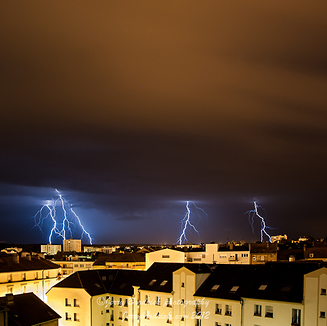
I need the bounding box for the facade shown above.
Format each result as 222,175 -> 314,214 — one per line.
0,252 -> 61,302
0,293 -> 61,326
63,239 -> 82,252
146,244 -> 250,269
94,253 -> 146,270
250,242 -> 278,264
41,244 -> 62,256
270,234 -> 288,243
46,261 -> 327,326
52,260 -> 94,276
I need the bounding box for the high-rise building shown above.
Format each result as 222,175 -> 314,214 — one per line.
63,239 -> 81,252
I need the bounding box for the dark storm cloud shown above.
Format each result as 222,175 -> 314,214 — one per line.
0,0 -> 327,243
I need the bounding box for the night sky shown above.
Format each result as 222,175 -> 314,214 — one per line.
1,1 -> 327,245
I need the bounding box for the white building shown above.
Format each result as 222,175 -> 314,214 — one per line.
47,261 -> 327,326
0,252 -> 61,302
63,239 -> 81,252
41,244 -> 62,255
270,234 -> 288,243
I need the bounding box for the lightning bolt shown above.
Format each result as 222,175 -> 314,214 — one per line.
33,189 -> 93,245
245,201 -> 272,242
177,201 -> 207,245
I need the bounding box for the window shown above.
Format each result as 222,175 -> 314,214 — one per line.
148,279 -> 156,286
22,273 -> 26,280
211,284 -> 220,291
22,285 -> 26,293
254,304 -> 262,316
215,323 -> 221,326
230,286 -> 239,293
309,253 -> 314,258
65,312 -> 72,321
118,298 -> 122,306
145,310 -> 150,320
145,295 -> 149,304
181,315 -> 185,321
124,298 -> 128,307
195,301 -> 201,315
320,311 -> 326,318
258,284 -> 268,290
202,254 -> 206,258
119,312 -> 122,320
281,285 -> 292,292
265,305 -> 273,318
160,280 -> 168,286
74,313 -> 80,321
167,312 -> 172,324
321,288 -> 327,295
194,258 -> 201,261
166,298 -> 172,307
225,324 -> 231,326
215,303 -> 222,314
65,298 -> 71,306
292,309 -> 301,325
195,319 -> 201,326
156,296 -> 161,305
110,310 -> 114,321
80,264 -> 84,268
123,312 -> 128,321
110,297 -> 114,307
181,282 -> 185,287
74,299 -> 80,307
162,255 -> 170,258
7,286 -> 13,294
225,305 -> 232,316
242,253 -> 249,257
106,309 -> 109,313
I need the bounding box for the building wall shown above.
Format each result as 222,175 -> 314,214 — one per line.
41,245 -> 62,256
243,298 -> 302,326
105,261 -> 146,270
0,268 -> 61,302
146,249 -> 185,270
63,239 -> 82,253
304,267 -> 327,326
47,287 -> 91,326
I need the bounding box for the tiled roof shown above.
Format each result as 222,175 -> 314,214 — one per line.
52,269 -> 142,296
0,253 -> 60,273
137,263 -> 213,293
195,262 -> 325,303
0,293 -> 61,326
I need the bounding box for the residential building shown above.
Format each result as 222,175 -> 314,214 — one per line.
250,242 -> 278,264
46,261 -> 327,326
0,252 -> 61,302
270,234 -> 288,243
94,252 -> 146,270
0,293 -> 61,326
63,239 -> 81,252
41,244 -> 62,256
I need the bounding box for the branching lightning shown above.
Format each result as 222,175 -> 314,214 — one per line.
245,201 -> 272,243
33,189 -> 92,244
177,201 -> 207,245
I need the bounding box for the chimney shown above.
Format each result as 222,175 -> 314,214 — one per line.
26,254 -> 32,261
12,254 -> 19,264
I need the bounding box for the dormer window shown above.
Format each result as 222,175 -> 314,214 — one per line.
148,279 -> 156,286
230,286 -> 239,293
160,280 -> 168,286
259,284 -> 268,290
211,284 -> 220,291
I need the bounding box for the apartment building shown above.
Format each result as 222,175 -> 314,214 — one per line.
94,252 -> 146,270
0,252 -> 61,302
63,239 -> 82,253
46,261 -> 327,326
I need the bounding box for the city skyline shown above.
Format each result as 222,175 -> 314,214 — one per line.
1,1 -> 327,244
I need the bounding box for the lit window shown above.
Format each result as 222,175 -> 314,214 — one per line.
211,284 -> 220,291
195,301 -> 201,315
149,279 -> 156,286
259,284 -> 268,290
166,298 -> 172,307
167,312 -> 172,324
160,280 -> 168,286
156,296 -> 161,306
230,286 -> 239,293
145,295 -> 149,304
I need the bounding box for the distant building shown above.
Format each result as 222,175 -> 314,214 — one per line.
41,244 -> 62,256
0,293 -> 61,326
83,246 -> 117,254
94,252 -> 146,270
63,239 -> 81,252
270,234 -> 288,243
250,242 -> 278,264
0,248 -> 22,255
